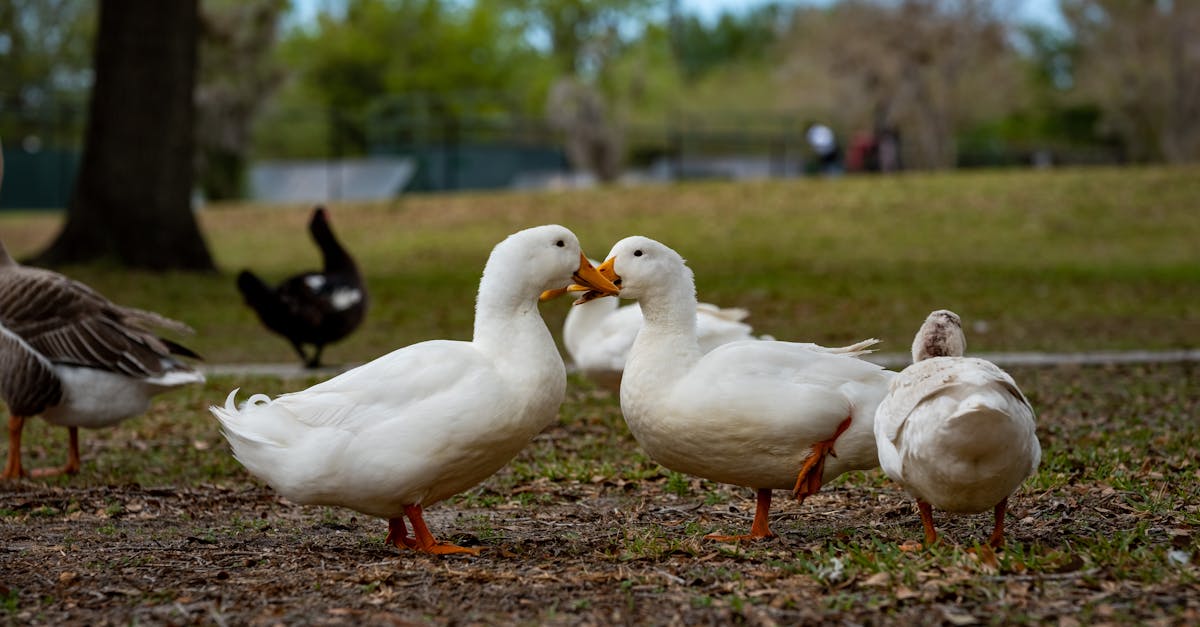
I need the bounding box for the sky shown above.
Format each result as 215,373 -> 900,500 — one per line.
292,0 -> 1068,31
682,0 -> 1066,29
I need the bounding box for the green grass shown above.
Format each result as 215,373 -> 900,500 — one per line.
2,168 -> 1199,623
1,165 -> 1197,364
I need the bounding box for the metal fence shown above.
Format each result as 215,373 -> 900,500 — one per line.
0,98 -> 1124,210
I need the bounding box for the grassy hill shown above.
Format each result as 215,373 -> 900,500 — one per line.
1,165 -> 1197,363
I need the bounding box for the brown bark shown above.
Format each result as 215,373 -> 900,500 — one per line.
35,0 -> 214,271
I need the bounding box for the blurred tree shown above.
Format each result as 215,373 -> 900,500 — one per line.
35,0 -> 213,271
195,0 -> 288,201
546,77 -> 622,181
780,0 -> 1023,169
498,0 -> 652,182
1063,0 -> 1200,163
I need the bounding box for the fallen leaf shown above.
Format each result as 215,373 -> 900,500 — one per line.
861,572 -> 891,587
939,605 -> 978,625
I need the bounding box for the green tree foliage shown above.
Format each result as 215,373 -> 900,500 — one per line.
256,0 -> 548,157
0,1 -> 94,138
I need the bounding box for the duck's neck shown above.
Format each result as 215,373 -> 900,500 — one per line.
624,277 -> 703,387
312,220 -> 356,274
473,274 -> 562,382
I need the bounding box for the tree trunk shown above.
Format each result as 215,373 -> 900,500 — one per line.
34,0 -> 214,271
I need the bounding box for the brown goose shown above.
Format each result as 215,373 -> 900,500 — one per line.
0,142 -> 205,479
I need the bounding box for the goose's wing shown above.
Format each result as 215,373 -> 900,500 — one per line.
0,267 -> 193,378
0,321 -> 63,415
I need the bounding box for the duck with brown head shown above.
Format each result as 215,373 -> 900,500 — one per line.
875,310 -> 1041,550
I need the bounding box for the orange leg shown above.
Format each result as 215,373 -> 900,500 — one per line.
706,488 -> 777,542
987,498 -> 1007,549
792,415 -> 853,502
3,415 -> 27,480
30,426 -> 82,478
397,504 -> 479,555
385,516 -> 418,550
918,500 -> 938,547
900,500 -> 939,551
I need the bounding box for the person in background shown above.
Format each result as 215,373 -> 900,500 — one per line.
805,122 -> 843,176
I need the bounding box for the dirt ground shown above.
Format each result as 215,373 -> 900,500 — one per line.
2,363 -> 1198,625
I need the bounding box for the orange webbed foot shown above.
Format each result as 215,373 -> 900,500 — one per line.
419,542 -> 481,556
396,505 -> 481,556
898,539 -> 926,552
792,415 -> 853,502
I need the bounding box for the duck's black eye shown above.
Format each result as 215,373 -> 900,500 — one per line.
555,240 -> 565,248
633,250 -> 643,257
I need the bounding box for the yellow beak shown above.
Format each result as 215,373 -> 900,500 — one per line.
539,253 -> 620,302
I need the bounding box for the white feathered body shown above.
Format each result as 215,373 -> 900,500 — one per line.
213,336 -> 564,519
874,356 -> 1040,513
43,366 -> 204,429
622,336 -> 893,490
210,225 -> 595,521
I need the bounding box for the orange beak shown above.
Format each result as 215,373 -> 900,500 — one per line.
572,256 -> 619,304
539,253 -> 620,302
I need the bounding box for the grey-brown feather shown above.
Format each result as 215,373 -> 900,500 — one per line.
0,264 -> 197,381
0,328 -> 64,415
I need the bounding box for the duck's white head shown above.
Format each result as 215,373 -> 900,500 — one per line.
487,225 -> 618,302
912,309 -> 965,362
593,236 -> 694,303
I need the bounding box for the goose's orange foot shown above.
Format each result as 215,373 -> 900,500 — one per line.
792,415 -> 853,502
25,427 -> 81,478
28,464 -> 80,478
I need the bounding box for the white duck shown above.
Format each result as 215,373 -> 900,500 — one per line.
0,141 -> 205,480
587,236 -> 894,541
561,290 -> 769,388
211,225 -> 618,555
874,310 -> 1040,549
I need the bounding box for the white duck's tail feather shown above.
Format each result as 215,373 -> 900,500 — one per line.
695,303 -> 750,322
209,388 -> 283,448
790,338 -> 880,356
